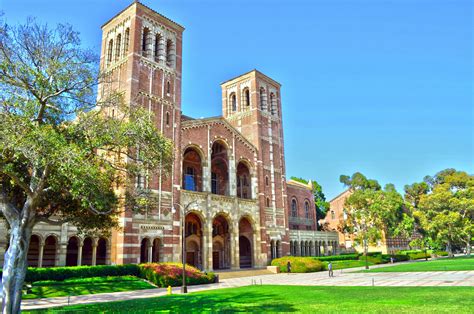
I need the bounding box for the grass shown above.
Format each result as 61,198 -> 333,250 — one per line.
23,276 -> 155,299
25,285 -> 474,313
359,256 -> 474,272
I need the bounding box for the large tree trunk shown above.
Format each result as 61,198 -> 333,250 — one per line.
1,200 -> 35,314
446,240 -> 453,258
466,237 -> 471,257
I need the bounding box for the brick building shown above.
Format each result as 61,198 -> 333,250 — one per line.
0,1 -> 338,270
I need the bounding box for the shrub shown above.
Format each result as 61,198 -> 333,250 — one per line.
314,254 -> 359,262
271,257 -> 323,273
24,264 -> 140,283
432,251 -> 448,257
138,263 -> 215,287
359,255 -> 383,264
407,252 -> 430,260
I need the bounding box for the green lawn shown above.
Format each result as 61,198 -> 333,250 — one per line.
359,256 -> 474,272
24,276 -> 155,299
324,260 -> 374,270
26,285 -> 474,313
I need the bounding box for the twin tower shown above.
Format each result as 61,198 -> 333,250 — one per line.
99,1 -> 289,268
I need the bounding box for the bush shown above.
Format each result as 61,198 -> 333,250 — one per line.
432,251 -> 448,257
407,252 -> 430,260
314,254 -> 359,262
138,263 -> 215,287
271,257 -> 323,273
25,264 -> 140,283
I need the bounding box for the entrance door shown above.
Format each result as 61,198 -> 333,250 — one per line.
239,236 -> 252,268
212,251 -> 220,269
186,252 -> 195,267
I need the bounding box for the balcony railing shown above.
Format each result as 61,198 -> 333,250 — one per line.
289,216 -> 313,226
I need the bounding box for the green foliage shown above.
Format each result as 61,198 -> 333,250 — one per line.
23,265 -> 140,283
361,256 -> 474,272
138,263 -> 215,287
290,176 -> 329,219
314,254 -> 360,262
321,260 -> 373,270
271,256 -> 323,273
406,252 -> 430,260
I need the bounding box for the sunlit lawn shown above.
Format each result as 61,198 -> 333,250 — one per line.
26,285 -> 474,313
359,256 -> 474,272
23,276 -> 154,299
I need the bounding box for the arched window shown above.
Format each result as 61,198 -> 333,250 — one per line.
142,27 -> 151,57
265,176 -> 269,186
115,34 -> 121,61
166,112 -> 170,126
266,197 -> 270,207
305,201 -> 310,219
291,199 -> 298,217
166,81 -> 171,95
154,34 -> 162,62
269,92 -> 276,115
242,88 -> 250,108
230,93 -> 237,112
107,39 -> 113,64
259,87 -> 266,110
166,39 -> 174,67
123,28 -> 130,56
331,210 -> 336,220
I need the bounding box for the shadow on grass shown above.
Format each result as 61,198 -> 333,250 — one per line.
29,288 -> 297,313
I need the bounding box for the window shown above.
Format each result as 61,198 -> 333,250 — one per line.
269,92 -> 276,115
211,172 -> 218,194
154,34 -> 161,62
305,201 -> 310,219
107,39 -> 113,64
230,93 -> 237,112
166,81 -> 171,95
123,28 -> 130,56
166,39 -> 174,67
242,88 -> 250,108
266,197 -> 270,207
265,176 -> 269,186
259,87 -> 266,110
331,210 -> 336,220
142,27 -> 150,57
291,199 -> 297,217
166,112 -> 170,126
115,34 -> 121,61
184,167 -> 196,191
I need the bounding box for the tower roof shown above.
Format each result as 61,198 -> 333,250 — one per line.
220,69 -> 281,87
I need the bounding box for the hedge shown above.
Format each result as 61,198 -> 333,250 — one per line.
271,257 -> 323,273
432,251 -> 448,257
314,254 -> 359,262
139,263 -> 215,287
407,252 -> 430,260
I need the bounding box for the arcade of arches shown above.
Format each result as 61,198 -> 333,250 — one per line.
289,240 -> 338,257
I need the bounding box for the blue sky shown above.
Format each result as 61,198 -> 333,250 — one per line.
2,0 -> 472,200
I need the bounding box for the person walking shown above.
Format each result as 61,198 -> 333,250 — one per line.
287,261 -> 292,274
328,262 -> 334,277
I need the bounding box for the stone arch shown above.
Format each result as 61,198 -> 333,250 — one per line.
82,237 -> 94,266
182,146 -> 204,192
259,87 -> 267,111
27,234 -> 42,267
140,237 -> 151,263
291,198 -> 298,217
96,237 -> 108,265
165,38 -> 175,67
236,161 -> 251,199
107,38 -> 113,64
152,238 -> 161,263
115,33 -> 122,61
242,87 -> 251,108
66,236 -> 80,266
186,212 -> 203,269
212,213 -> 231,269
304,199 -> 311,219
42,235 -> 58,267
229,92 -> 237,112
239,216 -> 253,268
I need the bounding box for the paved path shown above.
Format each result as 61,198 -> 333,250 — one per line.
18,266 -> 474,311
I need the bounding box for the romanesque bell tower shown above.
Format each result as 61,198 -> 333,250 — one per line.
221,70 -> 289,261
98,1 -> 184,265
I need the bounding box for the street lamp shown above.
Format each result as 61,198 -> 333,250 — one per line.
172,200 -> 197,294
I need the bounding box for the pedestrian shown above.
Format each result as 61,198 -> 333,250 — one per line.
390,257 -> 394,264
287,261 -> 291,274
328,262 -> 333,277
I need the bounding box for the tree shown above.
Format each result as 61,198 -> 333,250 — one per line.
0,19 -> 172,313
340,173 -> 404,268
416,169 -> 474,257
290,177 -> 329,220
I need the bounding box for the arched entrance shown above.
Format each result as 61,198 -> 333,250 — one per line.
185,213 -> 202,269
82,237 -> 93,266
66,237 -> 79,266
96,238 -> 107,265
211,141 -> 229,195
182,147 -> 203,192
152,238 -> 161,262
239,217 -> 253,268
140,238 -> 150,263
42,235 -> 57,267
27,235 -> 40,267
212,214 -> 231,269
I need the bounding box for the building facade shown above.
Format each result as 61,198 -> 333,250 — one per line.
0,1 -> 338,270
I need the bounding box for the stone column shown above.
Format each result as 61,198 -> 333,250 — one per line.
205,221 -> 213,271
148,243 -> 153,263
324,242 -> 328,256
158,36 -> 166,64
77,242 -> 83,266
58,243 -> 67,266
38,241 -> 45,268
231,221 -> 239,270
228,155 -> 236,197
92,241 -> 98,266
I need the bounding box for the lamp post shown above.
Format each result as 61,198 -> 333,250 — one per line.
172,200 -> 197,294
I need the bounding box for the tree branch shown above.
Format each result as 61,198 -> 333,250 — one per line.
0,169 -> 34,197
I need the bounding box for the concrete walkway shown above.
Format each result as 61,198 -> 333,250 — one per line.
17,264 -> 474,311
